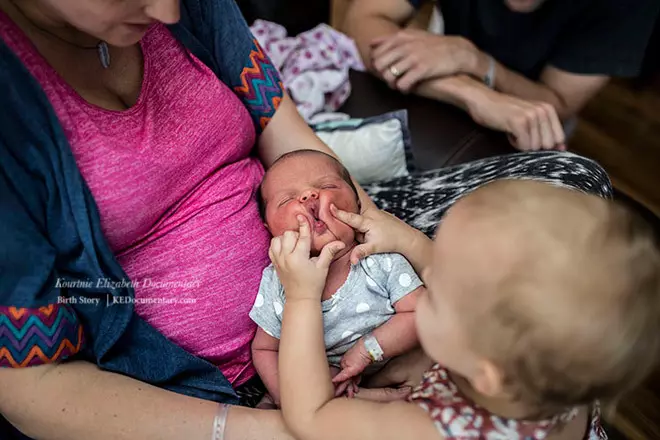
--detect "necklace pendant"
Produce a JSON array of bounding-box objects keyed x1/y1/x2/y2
[{"x1": 97, "y1": 41, "x2": 111, "y2": 69}]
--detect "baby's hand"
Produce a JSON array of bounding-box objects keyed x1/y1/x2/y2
[
  {"x1": 331, "y1": 204, "x2": 414, "y2": 265},
  {"x1": 334, "y1": 376, "x2": 361, "y2": 398},
  {"x1": 269, "y1": 216, "x2": 345, "y2": 300},
  {"x1": 332, "y1": 340, "x2": 373, "y2": 384}
]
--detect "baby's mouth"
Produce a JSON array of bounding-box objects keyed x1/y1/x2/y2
[{"x1": 307, "y1": 203, "x2": 328, "y2": 233}]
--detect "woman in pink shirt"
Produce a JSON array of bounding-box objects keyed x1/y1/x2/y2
[{"x1": 0, "y1": 0, "x2": 612, "y2": 439}]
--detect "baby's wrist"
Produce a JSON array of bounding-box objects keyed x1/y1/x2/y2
[{"x1": 362, "y1": 333, "x2": 385, "y2": 363}]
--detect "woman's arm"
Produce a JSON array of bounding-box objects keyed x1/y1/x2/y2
[
  {"x1": 342, "y1": 0, "x2": 415, "y2": 69},
  {"x1": 257, "y1": 93, "x2": 376, "y2": 211},
  {"x1": 0, "y1": 361, "x2": 293, "y2": 440}
]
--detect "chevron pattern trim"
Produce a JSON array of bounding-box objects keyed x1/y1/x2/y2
[
  {"x1": 0, "y1": 304, "x2": 84, "y2": 368},
  {"x1": 234, "y1": 40, "x2": 284, "y2": 132}
]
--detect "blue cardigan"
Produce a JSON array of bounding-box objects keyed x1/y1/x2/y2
[{"x1": 0, "y1": 0, "x2": 283, "y2": 408}]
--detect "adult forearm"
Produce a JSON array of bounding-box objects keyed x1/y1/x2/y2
[
  {"x1": 0, "y1": 361, "x2": 216, "y2": 440},
  {"x1": 468, "y1": 53, "x2": 569, "y2": 118},
  {"x1": 225, "y1": 406, "x2": 294, "y2": 440},
  {"x1": 414, "y1": 74, "x2": 484, "y2": 111},
  {"x1": 343, "y1": 0, "x2": 418, "y2": 71},
  {"x1": 0, "y1": 361, "x2": 293, "y2": 440},
  {"x1": 345, "y1": 14, "x2": 400, "y2": 71}
]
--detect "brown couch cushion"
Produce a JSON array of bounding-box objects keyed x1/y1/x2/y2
[{"x1": 339, "y1": 70, "x2": 514, "y2": 171}]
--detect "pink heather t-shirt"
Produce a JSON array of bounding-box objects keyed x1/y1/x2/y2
[{"x1": 0, "y1": 18, "x2": 271, "y2": 385}]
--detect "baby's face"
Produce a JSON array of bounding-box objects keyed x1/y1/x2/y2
[{"x1": 261, "y1": 154, "x2": 359, "y2": 256}]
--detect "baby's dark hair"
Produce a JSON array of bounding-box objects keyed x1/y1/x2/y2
[{"x1": 256, "y1": 149, "x2": 359, "y2": 221}]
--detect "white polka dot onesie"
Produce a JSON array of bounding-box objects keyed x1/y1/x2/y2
[{"x1": 249, "y1": 253, "x2": 423, "y2": 366}]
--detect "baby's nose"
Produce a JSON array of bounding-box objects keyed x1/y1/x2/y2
[{"x1": 299, "y1": 189, "x2": 319, "y2": 202}]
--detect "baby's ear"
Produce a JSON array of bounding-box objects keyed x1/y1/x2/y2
[{"x1": 471, "y1": 359, "x2": 505, "y2": 398}]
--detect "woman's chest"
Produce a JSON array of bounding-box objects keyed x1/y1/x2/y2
[{"x1": 44, "y1": 26, "x2": 258, "y2": 249}]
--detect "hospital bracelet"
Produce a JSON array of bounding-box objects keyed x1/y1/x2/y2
[
  {"x1": 363, "y1": 333, "x2": 385, "y2": 362},
  {"x1": 212, "y1": 403, "x2": 230, "y2": 440}
]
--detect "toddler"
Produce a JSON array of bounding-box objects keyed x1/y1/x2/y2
[
  {"x1": 273, "y1": 179, "x2": 660, "y2": 440},
  {"x1": 250, "y1": 149, "x2": 425, "y2": 404}
]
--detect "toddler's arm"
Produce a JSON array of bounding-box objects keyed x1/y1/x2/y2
[
  {"x1": 331, "y1": 205, "x2": 433, "y2": 277},
  {"x1": 252, "y1": 328, "x2": 282, "y2": 405},
  {"x1": 333, "y1": 286, "x2": 423, "y2": 383}
]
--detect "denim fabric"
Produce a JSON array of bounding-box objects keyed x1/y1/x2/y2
[{"x1": 0, "y1": 0, "x2": 276, "y2": 419}]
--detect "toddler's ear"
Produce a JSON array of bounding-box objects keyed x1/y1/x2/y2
[
  {"x1": 263, "y1": 222, "x2": 270, "y2": 232},
  {"x1": 471, "y1": 360, "x2": 505, "y2": 398}
]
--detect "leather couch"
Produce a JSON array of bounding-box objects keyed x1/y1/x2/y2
[{"x1": 340, "y1": 70, "x2": 514, "y2": 170}]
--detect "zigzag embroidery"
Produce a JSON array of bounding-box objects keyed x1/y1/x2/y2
[
  {"x1": 0, "y1": 305, "x2": 84, "y2": 368},
  {"x1": 234, "y1": 40, "x2": 283, "y2": 130}
]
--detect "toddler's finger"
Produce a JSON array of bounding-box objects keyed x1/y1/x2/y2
[
  {"x1": 350, "y1": 244, "x2": 375, "y2": 265},
  {"x1": 295, "y1": 215, "x2": 312, "y2": 256},
  {"x1": 281, "y1": 230, "x2": 298, "y2": 254},
  {"x1": 270, "y1": 237, "x2": 282, "y2": 257},
  {"x1": 317, "y1": 241, "x2": 346, "y2": 269},
  {"x1": 331, "y1": 204, "x2": 367, "y2": 232}
]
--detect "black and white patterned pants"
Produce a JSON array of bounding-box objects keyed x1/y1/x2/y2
[{"x1": 364, "y1": 151, "x2": 612, "y2": 237}]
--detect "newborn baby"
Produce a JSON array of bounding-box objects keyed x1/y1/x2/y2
[{"x1": 250, "y1": 149, "x2": 424, "y2": 405}]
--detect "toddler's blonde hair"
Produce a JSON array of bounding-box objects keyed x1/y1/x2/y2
[{"x1": 462, "y1": 180, "x2": 660, "y2": 416}]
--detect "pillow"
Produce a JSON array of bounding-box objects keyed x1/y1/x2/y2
[{"x1": 311, "y1": 111, "x2": 411, "y2": 185}]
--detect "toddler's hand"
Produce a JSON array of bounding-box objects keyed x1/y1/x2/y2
[
  {"x1": 269, "y1": 215, "x2": 345, "y2": 300},
  {"x1": 332, "y1": 340, "x2": 373, "y2": 384},
  {"x1": 331, "y1": 204, "x2": 414, "y2": 265}
]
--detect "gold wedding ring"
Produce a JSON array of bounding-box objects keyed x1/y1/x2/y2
[{"x1": 389, "y1": 65, "x2": 402, "y2": 78}]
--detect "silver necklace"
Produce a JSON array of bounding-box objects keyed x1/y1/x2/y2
[{"x1": 9, "y1": 1, "x2": 111, "y2": 68}]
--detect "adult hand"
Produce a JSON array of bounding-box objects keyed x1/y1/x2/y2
[
  {"x1": 334, "y1": 376, "x2": 361, "y2": 398},
  {"x1": 371, "y1": 30, "x2": 478, "y2": 93},
  {"x1": 467, "y1": 88, "x2": 566, "y2": 151},
  {"x1": 269, "y1": 215, "x2": 345, "y2": 300},
  {"x1": 330, "y1": 204, "x2": 413, "y2": 265},
  {"x1": 365, "y1": 348, "x2": 434, "y2": 390},
  {"x1": 353, "y1": 386, "x2": 412, "y2": 402},
  {"x1": 330, "y1": 365, "x2": 361, "y2": 398}
]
